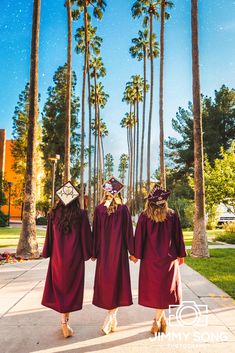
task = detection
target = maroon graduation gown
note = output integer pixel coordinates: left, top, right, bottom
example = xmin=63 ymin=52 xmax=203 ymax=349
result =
xmin=92 ymin=204 xmax=134 ymax=310
xmin=41 ymin=209 xmax=92 ymax=313
xmin=134 ymin=210 xmax=186 ymax=309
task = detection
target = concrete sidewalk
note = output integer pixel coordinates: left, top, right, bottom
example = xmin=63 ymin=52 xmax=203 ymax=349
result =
xmin=0 ymin=259 xmax=234 ymax=353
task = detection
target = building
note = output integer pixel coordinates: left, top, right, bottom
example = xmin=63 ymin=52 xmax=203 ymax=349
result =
xmin=0 ymin=129 xmax=22 ymax=220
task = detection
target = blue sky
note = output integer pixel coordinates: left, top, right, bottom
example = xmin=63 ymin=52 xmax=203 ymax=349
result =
xmin=0 ymin=0 xmax=234 ymax=178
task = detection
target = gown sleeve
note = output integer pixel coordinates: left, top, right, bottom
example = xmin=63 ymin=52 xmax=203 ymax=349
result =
xmin=134 ymin=213 xmax=147 ymax=259
xmin=173 ymin=212 xmax=187 ymax=257
xmin=92 ymin=207 xmax=101 ymax=258
xmin=81 ymin=210 xmax=92 ymax=261
xmin=42 ymin=213 xmax=53 ymax=258
xmin=123 ymin=205 xmax=134 ymax=256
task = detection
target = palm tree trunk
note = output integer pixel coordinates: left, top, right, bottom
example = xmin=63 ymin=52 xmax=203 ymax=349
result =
xmin=97 ymin=105 xmax=103 ymax=201
xmin=133 ymin=104 xmax=136 ymax=214
xmin=147 ymin=13 xmax=154 ymax=192
xmin=87 ymin=52 xmax=92 ymax=216
xmin=16 ymin=0 xmax=41 ymax=259
xmin=127 ymin=127 xmax=130 ymax=201
xmin=191 ymin=0 xmax=209 ymax=258
xmin=135 ymin=98 xmax=139 ymax=210
xmin=159 ymin=0 xmax=166 ymax=188
xmin=80 ymin=0 xmax=88 ymax=209
xmin=64 ymin=0 xmax=72 ymax=183
xmin=140 ymin=47 xmax=146 ymax=194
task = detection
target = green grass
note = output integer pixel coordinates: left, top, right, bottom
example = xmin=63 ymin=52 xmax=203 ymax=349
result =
xmin=185 ymin=249 xmax=235 ymax=299
xmin=0 ymin=227 xmax=46 ymax=247
xmin=183 ymin=229 xmax=222 ymax=246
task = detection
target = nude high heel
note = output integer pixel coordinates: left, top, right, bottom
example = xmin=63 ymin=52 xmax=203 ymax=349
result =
xmin=150 ymin=319 xmax=161 ymax=335
xmin=102 ymin=315 xmax=112 ymax=335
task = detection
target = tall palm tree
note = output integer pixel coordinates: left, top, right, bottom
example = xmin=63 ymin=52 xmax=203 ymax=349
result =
xmin=191 ymin=0 xmax=209 ymax=258
xmin=118 ymin=153 xmax=129 ymax=190
xmin=158 ymin=0 xmax=174 ymax=188
xmin=64 ymin=0 xmax=72 ymax=182
xmin=75 ymin=23 xmax=103 ymax=213
xmin=130 ymin=29 xmax=153 ymax=193
xmin=132 ymin=0 xmax=160 ymax=192
xmin=90 ymin=82 xmax=109 ymax=201
xmin=120 ymin=112 xmax=136 ymax=211
xmin=16 ymin=0 xmax=41 ymax=259
xmin=89 ymin=56 xmax=106 ymax=206
xmin=72 ymin=0 xmax=106 ymax=208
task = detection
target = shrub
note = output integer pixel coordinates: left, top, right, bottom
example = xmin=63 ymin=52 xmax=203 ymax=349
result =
xmin=36 ymin=216 xmax=48 ymax=226
xmin=0 ymin=210 xmax=8 ymax=227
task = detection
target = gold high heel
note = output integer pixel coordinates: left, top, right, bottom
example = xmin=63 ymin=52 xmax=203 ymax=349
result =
xmin=150 ymin=319 xmax=161 ymax=335
xmin=111 ymin=317 xmax=117 ymax=332
xmin=160 ymin=317 xmax=167 ymax=334
xmin=61 ymin=321 xmax=73 ymax=338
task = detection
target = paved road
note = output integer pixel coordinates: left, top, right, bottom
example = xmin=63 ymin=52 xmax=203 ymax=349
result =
xmin=0 ymin=258 xmax=234 ymax=353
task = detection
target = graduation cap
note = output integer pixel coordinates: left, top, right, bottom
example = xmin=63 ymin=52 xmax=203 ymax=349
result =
xmin=147 ymin=183 xmax=171 ymax=205
xmin=102 ymin=176 xmax=124 ymax=197
xmin=56 ymin=181 xmax=80 ymax=206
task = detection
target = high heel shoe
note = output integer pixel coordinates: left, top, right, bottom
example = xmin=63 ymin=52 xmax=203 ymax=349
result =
xmin=61 ymin=322 xmax=73 ymax=338
xmin=150 ymin=319 xmax=161 ymax=335
xmin=111 ymin=317 xmax=117 ymax=332
xmin=102 ymin=315 xmax=112 ymax=335
xmin=160 ymin=317 xmax=167 ymax=334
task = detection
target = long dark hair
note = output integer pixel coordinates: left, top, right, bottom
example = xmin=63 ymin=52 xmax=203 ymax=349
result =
xmin=50 ymin=198 xmax=81 ymax=234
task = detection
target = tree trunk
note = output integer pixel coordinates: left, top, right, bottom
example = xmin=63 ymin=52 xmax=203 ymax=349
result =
xmin=140 ymin=47 xmax=146 ymax=194
xmin=159 ymin=0 xmax=166 ymax=188
xmin=87 ymin=53 xmax=92 ymax=217
xmin=147 ymin=13 xmax=154 ymax=192
xmin=16 ymin=0 xmax=41 ymax=259
xmin=64 ymin=0 xmax=72 ymax=183
xmin=191 ymin=0 xmax=209 ymax=258
xmin=133 ymin=104 xmax=136 ymax=214
xmin=135 ymin=98 xmax=139 ymax=211
xmin=80 ymin=0 xmax=88 ymax=209
xmin=97 ymin=105 xmax=103 ymax=201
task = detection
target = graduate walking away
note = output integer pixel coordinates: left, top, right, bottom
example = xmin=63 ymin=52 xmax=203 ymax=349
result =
xmin=133 ymin=184 xmax=186 ymax=335
xmin=41 ymin=181 xmax=92 ymax=338
xmin=92 ymin=177 xmax=134 ymax=335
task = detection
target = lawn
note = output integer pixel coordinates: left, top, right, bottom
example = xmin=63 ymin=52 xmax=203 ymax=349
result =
xmin=0 ymin=227 xmax=46 ymax=248
xmin=0 ymin=227 xmax=228 ymax=248
xmin=185 ymin=248 xmax=235 ymax=299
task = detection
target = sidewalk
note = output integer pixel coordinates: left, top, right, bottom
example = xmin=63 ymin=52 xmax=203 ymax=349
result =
xmin=0 ymin=259 xmax=234 ymax=353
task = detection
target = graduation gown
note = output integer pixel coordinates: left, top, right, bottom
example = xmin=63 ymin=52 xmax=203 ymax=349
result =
xmin=92 ymin=204 xmax=134 ymax=310
xmin=41 ymin=209 xmax=92 ymax=313
xmin=134 ymin=210 xmax=186 ymax=309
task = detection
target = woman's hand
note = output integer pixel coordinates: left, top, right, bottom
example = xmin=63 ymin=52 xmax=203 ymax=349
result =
xmin=129 ymin=255 xmax=138 ymax=264
xmin=91 ymin=257 xmax=97 ymax=262
xmin=178 ymin=257 xmax=184 ymax=265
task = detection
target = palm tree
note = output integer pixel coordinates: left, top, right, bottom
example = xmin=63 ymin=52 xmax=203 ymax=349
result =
xmin=72 ymin=0 xmax=106 ymax=208
xmin=132 ymin=0 xmax=160 ymax=192
xmin=89 ymin=56 xmax=106 ymax=206
xmin=90 ymin=82 xmax=109 ymax=201
xmin=120 ymin=112 xmax=136 ymax=211
xmin=16 ymin=0 xmax=41 ymax=259
xmin=75 ymin=23 xmax=103 ymax=213
xmin=64 ymin=0 xmax=72 ymax=182
xmin=159 ymin=0 xmax=174 ymax=188
xmin=118 ymin=153 xmax=129 ymax=197
xmin=191 ymin=0 xmax=209 ymax=258
xmin=130 ymin=29 xmax=153 ymax=194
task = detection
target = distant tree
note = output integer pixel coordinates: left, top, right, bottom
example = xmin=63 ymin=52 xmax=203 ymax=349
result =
xmin=104 ymin=153 xmax=114 ymax=180
xmin=41 ymin=64 xmax=80 ymax=199
xmin=166 ymin=86 xmax=235 ymax=180
xmin=118 ymin=154 xmax=129 ymax=186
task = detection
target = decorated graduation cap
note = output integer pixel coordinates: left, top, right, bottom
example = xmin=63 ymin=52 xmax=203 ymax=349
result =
xmin=56 ymin=181 xmax=80 ymax=206
xmin=102 ymin=176 xmax=124 ymax=197
xmin=147 ymin=183 xmax=171 ymax=205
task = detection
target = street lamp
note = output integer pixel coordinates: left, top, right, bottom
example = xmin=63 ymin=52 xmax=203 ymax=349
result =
xmin=7 ymin=182 xmax=13 ymax=226
xmin=48 ymin=155 xmax=60 ymax=207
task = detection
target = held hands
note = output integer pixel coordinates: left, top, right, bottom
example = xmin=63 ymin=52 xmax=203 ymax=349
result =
xmin=129 ymin=255 xmax=138 ymax=264
xmin=178 ymin=257 xmax=184 ymax=265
